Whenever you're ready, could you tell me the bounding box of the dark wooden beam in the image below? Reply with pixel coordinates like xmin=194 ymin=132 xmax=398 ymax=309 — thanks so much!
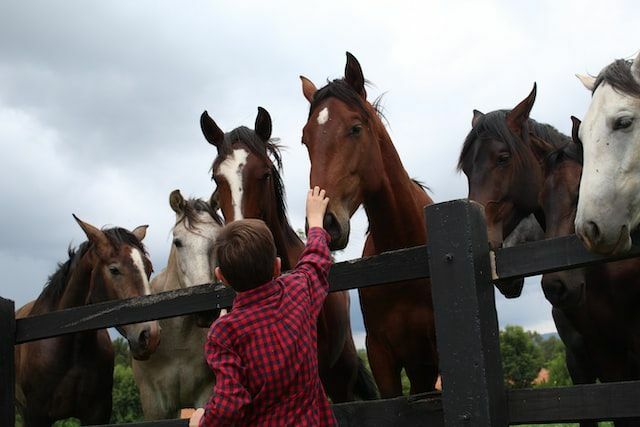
xmin=90 ymin=393 xmax=444 ymax=427
xmin=426 ymin=200 xmax=508 ymax=426
xmin=0 ymin=297 xmax=15 ymax=427
xmin=508 ymin=381 xmax=640 ymax=424
xmin=494 ymin=231 xmax=640 ymax=281
xmin=16 ymin=245 xmax=429 ymax=343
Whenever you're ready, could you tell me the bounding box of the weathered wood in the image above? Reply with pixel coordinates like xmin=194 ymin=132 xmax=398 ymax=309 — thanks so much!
xmin=0 ymin=297 xmax=15 ymax=427
xmin=426 ymin=200 xmax=507 ymax=426
xmin=16 ymin=284 xmax=235 ymax=344
xmin=16 ymin=245 xmax=429 ymax=343
xmin=328 ymin=244 xmax=429 ymax=292
xmin=508 ymin=381 xmax=640 ymax=424
xmin=495 ymin=230 xmax=640 ymax=281
xmin=91 ymin=393 xmax=444 ymax=427
xmin=333 ymin=392 xmax=443 ymax=426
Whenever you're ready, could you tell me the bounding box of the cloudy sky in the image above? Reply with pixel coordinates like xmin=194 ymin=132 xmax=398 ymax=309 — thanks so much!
xmin=1 ymin=0 xmax=638 ymax=348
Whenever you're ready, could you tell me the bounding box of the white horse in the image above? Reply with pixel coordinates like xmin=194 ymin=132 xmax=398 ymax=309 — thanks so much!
xmin=132 ymin=190 xmax=222 ymax=419
xmin=574 ymin=51 xmax=640 ymax=255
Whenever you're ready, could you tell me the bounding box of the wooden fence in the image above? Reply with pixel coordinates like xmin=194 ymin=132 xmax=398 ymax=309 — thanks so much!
xmin=3 ymin=199 xmax=640 ymax=426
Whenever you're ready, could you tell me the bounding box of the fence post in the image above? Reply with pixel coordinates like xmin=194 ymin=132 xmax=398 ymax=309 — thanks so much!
xmin=426 ymin=199 xmax=507 ymax=426
xmin=0 ymin=297 xmax=15 ymax=426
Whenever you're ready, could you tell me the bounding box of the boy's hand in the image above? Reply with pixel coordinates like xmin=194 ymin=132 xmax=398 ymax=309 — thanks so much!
xmin=306 ymin=186 xmax=330 ymax=229
xmin=189 ymin=408 xmax=204 ymax=426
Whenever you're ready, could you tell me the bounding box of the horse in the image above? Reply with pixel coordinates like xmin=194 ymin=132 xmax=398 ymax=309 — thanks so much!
xmin=200 ymin=106 xmax=377 ymax=402
xmin=15 ymin=216 xmax=160 ymax=426
xmin=540 ymin=129 xmax=640 ymax=426
xmin=458 ymin=83 xmax=572 ymax=298
xmin=574 ymin=51 xmax=640 ymax=255
xmin=132 ymin=190 xmax=222 ymax=419
xmin=299 ymin=52 xmax=436 ymax=398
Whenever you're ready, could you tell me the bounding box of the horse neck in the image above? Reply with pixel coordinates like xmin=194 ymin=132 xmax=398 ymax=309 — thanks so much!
xmin=56 ymin=251 xmax=96 ymax=310
xmin=262 ymin=203 xmax=304 ymax=270
xmin=363 ymin=128 xmax=429 ymax=251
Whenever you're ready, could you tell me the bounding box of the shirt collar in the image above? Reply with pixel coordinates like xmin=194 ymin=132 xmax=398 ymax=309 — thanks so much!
xmin=233 ymin=279 xmax=279 ymax=308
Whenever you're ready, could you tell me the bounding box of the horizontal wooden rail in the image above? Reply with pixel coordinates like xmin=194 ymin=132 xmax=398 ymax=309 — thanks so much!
xmin=89 ymin=380 xmax=640 ymax=426
xmin=16 ymin=245 xmax=429 ymax=343
xmin=494 ymin=230 xmax=640 ymax=281
xmin=89 ymin=393 xmax=444 ymax=427
xmin=508 ymin=380 xmax=640 ymax=424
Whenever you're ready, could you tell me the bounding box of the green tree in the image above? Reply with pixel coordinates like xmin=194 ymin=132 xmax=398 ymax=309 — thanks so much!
xmin=500 ymin=325 xmax=543 ymax=388
xmin=110 ymin=364 xmax=144 ymax=422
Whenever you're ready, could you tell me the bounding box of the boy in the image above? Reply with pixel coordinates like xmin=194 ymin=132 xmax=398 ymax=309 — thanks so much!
xmin=190 ymin=186 xmax=336 ymax=426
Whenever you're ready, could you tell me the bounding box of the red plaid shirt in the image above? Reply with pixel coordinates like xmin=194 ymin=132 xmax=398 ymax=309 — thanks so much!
xmin=200 ymin=227 xmax=337 ymax=426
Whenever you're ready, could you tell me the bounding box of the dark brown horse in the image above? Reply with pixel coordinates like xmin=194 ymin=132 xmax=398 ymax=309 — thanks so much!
xmin=200 ymin=106 xmax=377 ymax=402
xmin=299 ymin=53 xmax=436 ymax=397
xmin=541 ymin=128 xmax=640 ymax=426
xmin=15 ymin=216 xmax=161 ymax=426
xmin=458 ymin=83 xmax=571 ymax=298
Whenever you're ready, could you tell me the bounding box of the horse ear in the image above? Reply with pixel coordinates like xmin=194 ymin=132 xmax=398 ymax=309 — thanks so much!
xmin=169 ymin=189 xmax=185 ymax=214
xmin=472 ymin=109 xmax=484 ymax=127
xmin=255 ymin=107 xmax=272 ymax=142
xmin=571 ymin=116 xmax=582 ymax=145
xmin=631 ymin=51 xmax=640 ymax=85
xmin=300 ymin=76 xmax=317 ymax=103
xmin=344 ymin=52 xmax=367 ymax=98
xmin=506 ymin=83 xmax=537 ymax=135
xmin=73 ymin=214 xmax=111 ymax=257
xmin=131 ymin=225 xmax=148 ymax=242
xmin=200 ymin=111 xmax=225 ymax=148
xmin=576 ymin=74 xmax=596 ymax=91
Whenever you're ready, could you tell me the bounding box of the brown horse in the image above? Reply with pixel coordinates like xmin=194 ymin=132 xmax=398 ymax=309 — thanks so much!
xmin=299 ymin=53 xmax=436 ymax=397
xmin=200 ymin=106 xmax=377 ymax=402
xmin=15 ymin=216 xmax=161 ymax=426
xmin=540 ymin=128 xmax=640 ymax=426
xmin=458 ymin=83 xmax=571 ymax=298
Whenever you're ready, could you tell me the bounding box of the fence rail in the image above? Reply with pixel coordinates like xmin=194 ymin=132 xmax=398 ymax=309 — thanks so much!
xmin=5 ymin=199 xmax=640 ymax=426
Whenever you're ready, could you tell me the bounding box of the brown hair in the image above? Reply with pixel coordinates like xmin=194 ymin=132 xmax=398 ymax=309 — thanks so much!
xmin=215 ymin=219 xmax=277 ymax=292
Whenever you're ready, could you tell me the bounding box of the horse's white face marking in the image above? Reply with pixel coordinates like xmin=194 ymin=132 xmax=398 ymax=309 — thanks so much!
xmin=172 ymin=211 xmax=221 ymax=288
xmin=130 ymin=248 xmax=151 ymax=295
xmin=575 ymin=81 xmax=640 ymax=253
xmin=218 ymin=148 xmax=249 ymax=221
xmin=317 ymin=107 xmax=329 ymax=125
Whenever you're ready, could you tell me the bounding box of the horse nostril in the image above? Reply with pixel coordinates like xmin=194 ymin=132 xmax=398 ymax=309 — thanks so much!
xmin=586 ymin=221 xmax=600 ymax=241
xmin=139 ymin=329 xmax=150 ymax=350
xmin=323 ymin=214 xmax=334 ymax=229
xmin=542 ymin=277 xmax=568 ymax=305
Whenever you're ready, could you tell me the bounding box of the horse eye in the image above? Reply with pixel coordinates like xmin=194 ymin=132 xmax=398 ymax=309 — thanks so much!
xmin=350 ymin=125 xmax=362 ymax=136
xmin=109 ymin=266 xmax=121 ymax=275
xmin=497 ymin=152 xmax=511 ymax=166
xmin=613 ymin=117 xmax=633 ymax=131
xmin=173 ymin=239 xmax=183 ymax=248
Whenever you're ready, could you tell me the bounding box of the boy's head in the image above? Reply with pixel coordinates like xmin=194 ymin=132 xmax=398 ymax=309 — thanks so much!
xmin=214 ymin=219 xmax=280 ymax=292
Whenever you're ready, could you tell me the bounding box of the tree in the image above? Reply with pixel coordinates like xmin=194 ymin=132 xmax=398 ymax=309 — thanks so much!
xmin=500 ymin=325 xmax=544 ymax=388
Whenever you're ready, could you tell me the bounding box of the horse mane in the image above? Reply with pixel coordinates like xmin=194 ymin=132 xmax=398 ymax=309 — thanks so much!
xmin=310 ymin=79 xmax=385 ymax=122
xmin=457 ymin=110 xmax=571 ymax=174
xmin=38 ymin=227 xmax=149 ymax=309
xmin=211 ymin=126 xmax=299 ymax=245
xmin=175 ymin=197 xmax=223 ymax=230
xmin=593 ymin=58 xmax=640 ymax=97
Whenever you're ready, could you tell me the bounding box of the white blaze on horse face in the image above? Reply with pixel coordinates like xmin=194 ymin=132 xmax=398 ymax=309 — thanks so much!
xmin=173 ymin=211 xmax=220 ymax=288
xmin=317 ymin=107 xmax=329 ymax=125
xmin=218 ymin=148 xmax=249 ymax=221
xmin=575 ymin=82 xmax=640 ymax=252
xmin=130 ymin=248 xmax=151 ymax=295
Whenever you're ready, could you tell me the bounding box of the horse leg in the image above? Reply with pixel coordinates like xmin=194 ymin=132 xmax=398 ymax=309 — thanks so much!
xmin=404 ymin=358 xmax=438 ymax=395
xmin=366 ymin=334 xmax=402 ymax=398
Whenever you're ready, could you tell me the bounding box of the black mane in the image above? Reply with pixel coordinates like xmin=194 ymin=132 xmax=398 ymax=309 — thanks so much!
xmin=38 ymin=227 xmax=149 ymax=309
xmin=593 ymin=58 xmax=640 ymax=97
xmin=458 ymin=110 xmax=571 ymax=173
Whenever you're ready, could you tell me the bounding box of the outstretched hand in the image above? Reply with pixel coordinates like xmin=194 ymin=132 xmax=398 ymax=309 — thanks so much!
xmin=306 ymin=186 xmax=330 ymax=229
xmin=189 ymin=408 xmax=204 ymax=427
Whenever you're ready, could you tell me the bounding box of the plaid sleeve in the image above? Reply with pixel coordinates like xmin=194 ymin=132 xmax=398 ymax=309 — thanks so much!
xmin=200 ymin=335 xmax=250 ymax=426
xmin=291 ymin=227 xmax=332 ymax=315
